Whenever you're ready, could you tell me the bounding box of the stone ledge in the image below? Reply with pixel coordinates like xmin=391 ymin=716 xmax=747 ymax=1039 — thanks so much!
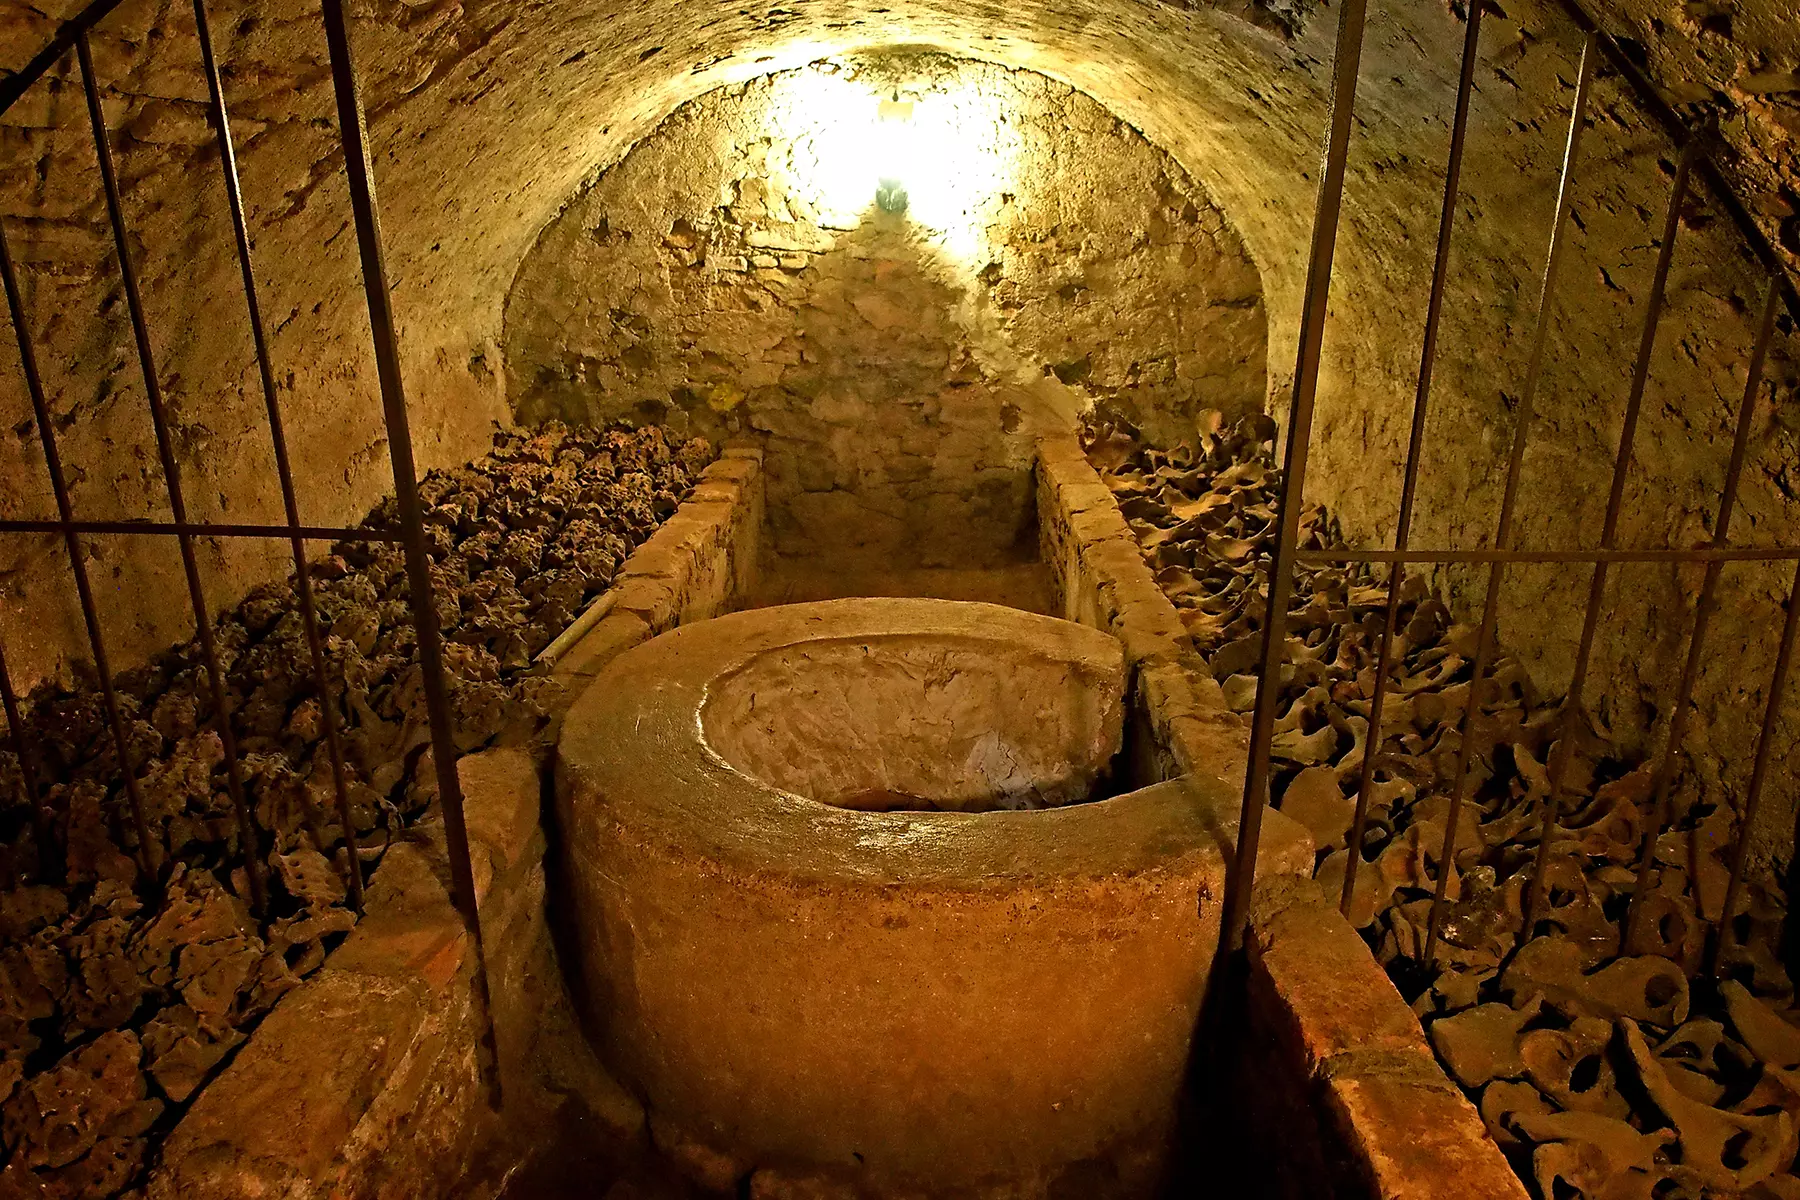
xmin=1040 ymin=432 xmax=1514 ymax=1200
xmin=1248 ymin=877 xmax=1431 ymax=1075
xmin=548 ymin=444 xmax=762 ymax=700
xmin=1324 ymin=1066 xmax=1530 ymax=1200
xmin=149 ymin=826 xmax=484 ymax=1200
xmin=1034 ymin=432 xmax=1249 ymax=791
xmin=1246 ymin=877 xmax=1529 ymax=1200
xmin=138 ymin=445 xmax=775 ymax=1200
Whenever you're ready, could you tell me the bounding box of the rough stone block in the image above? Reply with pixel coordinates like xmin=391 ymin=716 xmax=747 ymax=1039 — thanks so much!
xmin=1067 ymin=504 xmax=1131 ymax=551
xmin=1056 ymin=478 xmax=1118 ymax=517
xmin=615 ymin=531 xmax=692 ymax=583
xmin=1083 ymin=538 xmax=1154 ymax=592
xmin=1248 ymin=878 xmax=1432 ymax=1076
xmin=686 ymin=478 xmax=742 ymax=506
xmin=458 ymin=747 xmax=545 ymax=885
xmin=1032 ymin=434 xmax=1090 ymax=473
xmin=550 ymin=609 xmax=654 ymax=684
xmin=149 ymin=970 xmax=431 ymax=1199
xmin=607 ymin=576 xmax=682 ymax=634
xmin=1323 ymin=1061 xmax=1532 ymax=1200
xmin=1166 ymin=713 xmax=1251 ymax=787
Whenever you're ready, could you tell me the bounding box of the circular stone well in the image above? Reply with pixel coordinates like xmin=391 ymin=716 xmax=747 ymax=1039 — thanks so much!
xmin=555 ymin=598 xmax=1247 ymax=1197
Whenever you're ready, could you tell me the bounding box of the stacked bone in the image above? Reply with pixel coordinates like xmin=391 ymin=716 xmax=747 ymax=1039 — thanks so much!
xmin=1083 ymin=410 xmax=1800 ymax=1198
xmin=0 ymin=422 xmax=713 ymax=1200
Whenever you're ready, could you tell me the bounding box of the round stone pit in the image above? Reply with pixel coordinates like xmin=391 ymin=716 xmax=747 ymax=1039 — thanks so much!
xmin=555 ymin=598 xmax=1252 ymax=1197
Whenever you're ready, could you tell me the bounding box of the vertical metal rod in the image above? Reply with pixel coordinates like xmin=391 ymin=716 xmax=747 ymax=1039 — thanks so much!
xmin=193 ymin=0 xmax=363 ymax=909
xmin=1622 ymin=280 xmax=1782 ymax=949
xmin=1423 ymin=34 xmax=1598 ymax=964
xmin=1221 ymin=0 xmax=1370 ymax=951
xmin=319 ymin=0 xmax=498 ymax=1099
xmin=1343 ymin=0 xmax=1487 ymax=917
xmin=77 ymin=34 xmax=268 ymax=911
xmin=1710 ymin=556 xmax=1800 ymax=976
xmin=0 ymin=217 xmax=158 ymax=879
xmin=0 ymin=635 xmax=55 ymax=877
xmin=1518 ymin=131 xmax=1701 ymax=939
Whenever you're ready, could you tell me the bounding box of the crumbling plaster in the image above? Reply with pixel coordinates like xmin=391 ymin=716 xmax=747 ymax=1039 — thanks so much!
xmin=0 ymin=0 xmax=1796 ymax=856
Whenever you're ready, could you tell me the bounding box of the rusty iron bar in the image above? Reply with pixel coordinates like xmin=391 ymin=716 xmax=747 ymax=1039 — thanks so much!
xmin=1297 ymin=545 xmax=1800 ymax=565
xmin=1622 ymin=280 xmax=1783 ymax=951
xmin=0 ymin=218 xmax=158 ymax=879
xmin=78 ymin=33 xmax=269 ymax=912
xmin=0 ymin=0 xmax=128 ymax=116
xmin=0 ymin=635 xmax=55 ymax=877
xmin=1709 ymin=555 xmax=1800 ymax=976
xmin=1221 ymin=0 xmax=1370 ymax=952
xmin=193 ymin=0 xmax=364 ymax=910
xmin=319 ymin=0 xmax=499 ymax=1099
xmin=1517 ymin=130 xmax=1702 ymax=940
xmin=1341 ymin=0 xmax=1487 ymax=919
xmin=1546 ymin=0 xmax=1800 ymax=328
xmin=1422 ymin=33 xmax=1597 ymax=966
xmin=0 ymin=518 xmax=400 ymax=541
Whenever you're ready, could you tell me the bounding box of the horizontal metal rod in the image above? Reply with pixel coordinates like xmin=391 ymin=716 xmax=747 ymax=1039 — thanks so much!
xmin=1294 ymin=545 xmax=1800 ymax=565
xmin=0 ymin=518 xmax=402 ymax=542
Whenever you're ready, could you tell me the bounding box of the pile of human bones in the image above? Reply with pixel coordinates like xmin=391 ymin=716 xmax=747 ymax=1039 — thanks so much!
xmin=1084 ymin=411 xmax=1800 ymax=1199
xmin=0 ymin=422 xmax=712 ymax=1199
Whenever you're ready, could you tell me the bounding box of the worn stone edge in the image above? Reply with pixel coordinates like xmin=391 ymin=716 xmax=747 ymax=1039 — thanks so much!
xmin=1033 ymin=431 xmax=1249 ymax=789
xmin=145 ymin=447 xmax=766 ymax=1197
xmin=549 ymin=443 xmax=764 ymax=697
xmin=1248 ymin=877 xmax=1531 ymax=1200
xmin=1040 ymin=433 xmax=1520 ymax=1199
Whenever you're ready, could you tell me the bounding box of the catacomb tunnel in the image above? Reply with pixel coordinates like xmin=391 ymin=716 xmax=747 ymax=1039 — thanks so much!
xmin=0 ymin=0 xmax=1798 ymax=1194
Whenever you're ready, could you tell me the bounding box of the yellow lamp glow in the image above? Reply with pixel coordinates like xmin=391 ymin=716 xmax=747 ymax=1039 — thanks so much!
xmin=767 ymin=66 xmax=1015 ymax=262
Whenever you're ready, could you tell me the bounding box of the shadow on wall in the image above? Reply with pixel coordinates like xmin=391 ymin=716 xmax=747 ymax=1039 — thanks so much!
xmin=502 ymin=51 xmax=1268 ymax=570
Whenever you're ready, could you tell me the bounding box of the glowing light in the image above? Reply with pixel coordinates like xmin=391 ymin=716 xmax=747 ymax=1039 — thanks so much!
xmin=764 ymin=67 xmax=1016 ymax=261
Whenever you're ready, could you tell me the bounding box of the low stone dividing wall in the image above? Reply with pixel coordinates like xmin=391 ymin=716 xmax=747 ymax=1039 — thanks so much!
xmin=1034 ymin=432 xmax=1248 ymax=790
xmin=1034 ymin=432 xmax=1524 ymax=1200
xmin=1236 ymin=876 xmax=1532 ymax=1200
xmin=147 ymin=750 xmax=542 ymax=1200
xmin=144 ymin=447 xmax=765 ymax=1198
xmin=548 ymin=446 xmax=764 ymax=701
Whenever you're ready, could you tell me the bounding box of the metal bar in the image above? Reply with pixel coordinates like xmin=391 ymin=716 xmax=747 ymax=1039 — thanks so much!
xmin=0 ymin=634 xmax=55 ymax=878
xmin=1342 ymin=0 xmax=1486 ymax=919
xmin=1220 ymin=0 xmax=1370 ymax=952
xmin=15 ymin=529 xmax=1793 ymax=590
xmin=1623 ymin=280 xmax=1782 ymax=950
xmin=0 ymin=0 xmax=129 ymax=117
xmin=1423 ymin=33 xmax=1598 ymax=965
xmin=319 ymin=0 xmax=499 ymax=1099
xmin=1709 ymin=556 xmax=1800 ymax=975
xmin=0 ymin=518 xmax=401 ymax=541
xmin=1546 ymin=0 xmax=1800 ymax=328
xmin=0 ymin=217 xmax=157 ymax=878
xmin=1518 ymin=130 xmax=1701 ymax=939
xmin=79 ymin=33 xmax=268 ymax=912
xmin=194 ymin=0 xmax=363 ymax=910
xmin=1296 ymin=545 xmax=1800 ymax=565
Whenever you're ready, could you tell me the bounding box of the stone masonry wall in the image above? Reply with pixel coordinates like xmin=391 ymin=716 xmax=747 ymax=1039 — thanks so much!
xmin=503 ymin=54 xmax=1266 ymax=570
xmin=1 ymin=0 xmax=1796 ymax=862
